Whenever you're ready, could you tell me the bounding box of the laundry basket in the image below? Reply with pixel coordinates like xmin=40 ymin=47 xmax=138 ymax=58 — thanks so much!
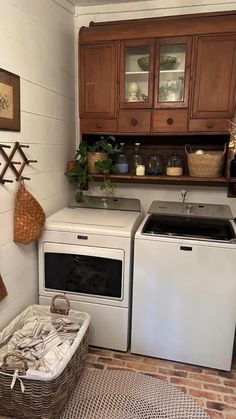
xmin=0 ymin=295 xmax=90 ymax=419
xmin=185 ymin=144 xmax=226 ymax=178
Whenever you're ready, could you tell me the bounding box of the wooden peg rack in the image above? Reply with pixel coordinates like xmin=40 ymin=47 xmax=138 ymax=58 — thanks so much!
xmin=0 ymin=142 xmax=37 ymax=184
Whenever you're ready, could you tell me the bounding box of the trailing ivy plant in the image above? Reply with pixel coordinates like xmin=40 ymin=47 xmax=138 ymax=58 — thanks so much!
xmin=67 ymin=142 xmax=92 ymax=202
xmin=93 ymin=136 xmax=119 ymax=194
xmin=95 ymin=155 xmax=119 ymax=193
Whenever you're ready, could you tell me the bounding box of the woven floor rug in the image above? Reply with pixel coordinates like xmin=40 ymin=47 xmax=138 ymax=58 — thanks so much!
xmin=60 ymin=368 xmax=210 ymax=419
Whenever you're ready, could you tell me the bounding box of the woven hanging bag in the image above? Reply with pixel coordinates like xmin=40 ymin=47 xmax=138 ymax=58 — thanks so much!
xmin=14 ymin=182 xmax=46 ymax=244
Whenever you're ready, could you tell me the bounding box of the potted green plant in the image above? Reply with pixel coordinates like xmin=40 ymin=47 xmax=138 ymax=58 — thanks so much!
xmin=67 ymin=136 xmax=119 ymax=202
xmin=87 ymin=136 xmax=117 ymax=174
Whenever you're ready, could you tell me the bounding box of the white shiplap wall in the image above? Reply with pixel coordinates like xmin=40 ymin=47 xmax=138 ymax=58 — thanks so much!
xmin=0 ymin=0 xmax=76 ymax=330
xmin=76 ymin=0 xmax=236 ymax=25
xmin=75 ymin=0 xmax=236 ymax=215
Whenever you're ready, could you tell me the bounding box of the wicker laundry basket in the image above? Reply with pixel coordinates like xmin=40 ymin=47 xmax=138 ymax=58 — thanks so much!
xmin=0 ymin=295 xmax=90 ymax=419
xmin=185 ymin=144 xmax=226 ymax=178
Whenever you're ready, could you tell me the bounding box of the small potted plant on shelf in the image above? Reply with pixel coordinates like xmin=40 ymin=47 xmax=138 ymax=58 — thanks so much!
xmin=67 ymin=136 xmax=119 ymax=202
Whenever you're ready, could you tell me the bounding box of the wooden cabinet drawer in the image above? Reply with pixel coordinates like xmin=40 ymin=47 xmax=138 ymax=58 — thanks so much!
xmin=152 ymin=110 xmax=188 ymax=133
xmin=118 ymin=111 xmax=151 ymax=133
xmin=80 ymin=118 xmax=117 ymax=133
xmin=189 ymin=118 xmax=229 ymax=132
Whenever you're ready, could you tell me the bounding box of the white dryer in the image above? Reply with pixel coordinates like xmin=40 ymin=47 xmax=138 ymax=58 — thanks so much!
xmin=39 ymin=196 xmax=143 ymax=351
xmin=131 ymin=200 xmax=236 ymax=371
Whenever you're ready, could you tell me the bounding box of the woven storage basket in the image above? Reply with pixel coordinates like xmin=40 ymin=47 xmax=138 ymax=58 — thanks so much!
xmin=14 ymin=182 xmax=46 ymax=244
xmin=0 ymin=295 xmax=90 ymax=419
xmin=185 ymin=144 xmax=226 ymax=178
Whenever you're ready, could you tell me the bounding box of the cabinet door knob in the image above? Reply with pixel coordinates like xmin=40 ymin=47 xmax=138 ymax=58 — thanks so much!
xmin=96 ymin=123 xmax=102 ymax=129
xmin=207 ymin=121 xmax=214 ymax=129
xmin=130 ymin=118 xmax=138 ymax=126
xmin=167 ymin=117 xmax=174 ymax=125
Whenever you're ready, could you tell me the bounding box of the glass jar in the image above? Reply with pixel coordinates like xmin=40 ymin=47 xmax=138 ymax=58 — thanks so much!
xmin=166 ymin=153 xmax=183 ymax=176
xmin=116 ymin=143 xmax=129 ymax=174
xmin=131 ymin=142 xmax=143 ymax=174
xmin=146 ymin=153 xmax=163 ymax=175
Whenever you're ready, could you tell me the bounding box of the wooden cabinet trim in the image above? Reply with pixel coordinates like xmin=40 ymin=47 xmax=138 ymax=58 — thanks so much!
xmin=80 ymin=13 xmax=236 ymax=44
xmin=87 ymin=11 xmax=236 ymax=28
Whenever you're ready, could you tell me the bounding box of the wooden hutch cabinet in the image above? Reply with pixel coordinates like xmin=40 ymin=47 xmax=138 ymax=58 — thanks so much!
xmin=79 ymin=12 xmax=236 ymax=136
xmin=78 ymin=12 xmax=236 ymax=195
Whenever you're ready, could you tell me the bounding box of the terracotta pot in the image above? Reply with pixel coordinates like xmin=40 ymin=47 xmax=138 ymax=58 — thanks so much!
xmin=87 ymin=152 xmax=107 ymax=174
xmin=67 ymin=160 xmax=77 ymax=171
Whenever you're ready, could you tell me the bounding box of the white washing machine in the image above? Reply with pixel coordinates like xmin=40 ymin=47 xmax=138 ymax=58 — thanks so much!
xmin=39 ymin=196 xmax=143 ymax=351
xmin=131 ymin=200 xmax=236 ymax=370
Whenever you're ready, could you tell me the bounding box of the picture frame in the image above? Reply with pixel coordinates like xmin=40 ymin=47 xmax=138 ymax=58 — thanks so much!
xmin=0 ymin=68 xmax=20 ymax=131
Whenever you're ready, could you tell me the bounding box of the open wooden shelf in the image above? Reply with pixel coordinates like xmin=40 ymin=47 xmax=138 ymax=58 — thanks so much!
xmin=66 ymin=170 xmax=236 ymax=196
xmin=92 ymin=174 xmax=229 ymax=187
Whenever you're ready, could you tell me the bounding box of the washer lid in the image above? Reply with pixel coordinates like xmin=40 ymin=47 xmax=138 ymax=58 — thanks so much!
xmin=142 ymin=214 xmax=236 ymax=242
xmin=148 ymin=201 xmax=233 ymax=220
xmin=44 ymin=207 xmax=142 ymax=237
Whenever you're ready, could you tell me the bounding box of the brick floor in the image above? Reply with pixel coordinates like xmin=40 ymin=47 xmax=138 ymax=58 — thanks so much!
xmin=86 ymin=347 xmax=236 ymax=419
xmin=1 ymin=348 xmax=236 ymax=418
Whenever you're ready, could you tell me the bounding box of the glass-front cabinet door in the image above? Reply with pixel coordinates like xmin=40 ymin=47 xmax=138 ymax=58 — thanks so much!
xmin=120 ymin=39 xmax=155 ymax=109
xmin=155 ymin=37 xmax=192 ymax=108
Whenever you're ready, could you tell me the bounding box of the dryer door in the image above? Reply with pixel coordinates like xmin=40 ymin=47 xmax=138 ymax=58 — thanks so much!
xmin=42 ymin=242 xmax=124 ymax=305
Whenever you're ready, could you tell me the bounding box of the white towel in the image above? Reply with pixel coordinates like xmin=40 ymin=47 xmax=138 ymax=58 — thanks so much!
xmin=0 ymin=315 xmax=80 ymax=373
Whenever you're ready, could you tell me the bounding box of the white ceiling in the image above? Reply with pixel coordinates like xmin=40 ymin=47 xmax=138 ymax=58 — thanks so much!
xmin=70 ymin=0 xmax=144 ymax=6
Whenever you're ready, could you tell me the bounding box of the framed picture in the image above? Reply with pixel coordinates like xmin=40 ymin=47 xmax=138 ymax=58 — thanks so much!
xmin=0 ymin=68 xmax=20 ymax=131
